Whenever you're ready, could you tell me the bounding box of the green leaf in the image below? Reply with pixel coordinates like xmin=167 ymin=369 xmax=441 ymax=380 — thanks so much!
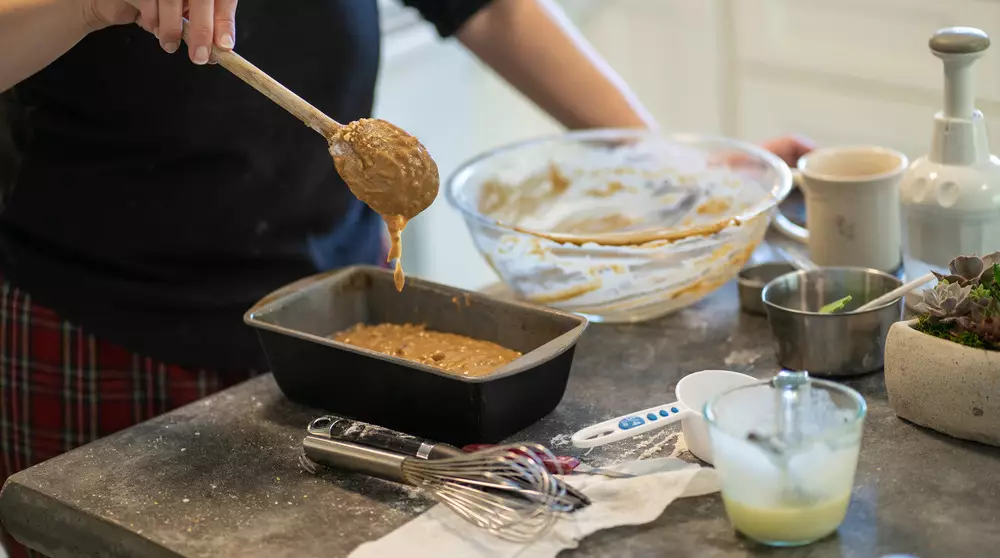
xmin=954 ymin=330 xmax=987 ymax=349
xmin=819 ymin=295 xmax=853 ymax=314
xmin=992 ymin=264 xmax=1000 ymax=302
xmin=915 ymin=315 xmax=951 ymax=337
xmin=915 ymin=315 xmax=990 ymax=349
xmin=971 ymin=285 xmax=990 ymax=301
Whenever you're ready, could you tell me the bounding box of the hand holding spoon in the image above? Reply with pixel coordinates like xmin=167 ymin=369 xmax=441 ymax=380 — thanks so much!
xmin=122 ymin=0 xmax=439 ymax=290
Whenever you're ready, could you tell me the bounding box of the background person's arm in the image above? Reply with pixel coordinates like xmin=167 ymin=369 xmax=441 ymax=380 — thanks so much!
xmin=455 ymin=0 xmax=657 ymax=130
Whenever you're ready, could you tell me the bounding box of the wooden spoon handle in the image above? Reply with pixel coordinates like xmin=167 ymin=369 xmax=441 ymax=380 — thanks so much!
xmin=210 ymin=47 xmax=341 ymax=137
xmin=122 ymin=1 xmax=341 ymax=138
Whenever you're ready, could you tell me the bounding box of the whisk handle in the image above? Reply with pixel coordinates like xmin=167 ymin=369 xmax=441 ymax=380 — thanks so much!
xmin=309 ymin=415 xmax=464 ymax=460
xmin=302 ymin=436 xmax=408 ymax=484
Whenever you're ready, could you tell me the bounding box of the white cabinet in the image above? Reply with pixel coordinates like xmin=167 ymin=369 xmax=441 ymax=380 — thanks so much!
xmin=581 ymin=0 xmax=726 ymax=135
xmin=737 ymin=77 xmax=1000 ymax=161
xmin=731 ymin=0 xmax=1000 ymax=102
xmin=730 ymin=0 xmax=1000 ymax=156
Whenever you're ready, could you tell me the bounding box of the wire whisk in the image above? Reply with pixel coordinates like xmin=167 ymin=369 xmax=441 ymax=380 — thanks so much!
xmin=302 ymin=436 xmax=580 ymax=542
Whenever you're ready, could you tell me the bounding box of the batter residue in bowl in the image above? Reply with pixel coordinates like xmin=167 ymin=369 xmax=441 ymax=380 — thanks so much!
xmin=331 ymin=323 xmax=521 ymax=377
xmin=477 ymin=161 xmax=746 ymax=247
xmin=329 ymin=119 xmax=439 ymax=292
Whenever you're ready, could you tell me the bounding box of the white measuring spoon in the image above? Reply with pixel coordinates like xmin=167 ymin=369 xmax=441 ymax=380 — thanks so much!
xmin=571 ymin=370 xmax=755 ymax=463
xmin=854 ymin=272 xmax=936 ymax=312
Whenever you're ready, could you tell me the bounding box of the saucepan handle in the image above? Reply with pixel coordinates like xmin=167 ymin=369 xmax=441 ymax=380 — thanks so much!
xmin=770 ymin=170 xmax=809 ymax=243
xmin=571 ymin=401 xmax=693 ymax=449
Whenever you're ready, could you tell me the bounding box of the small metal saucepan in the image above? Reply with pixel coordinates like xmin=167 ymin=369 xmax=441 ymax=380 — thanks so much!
xmin=762 ymin=267 xmax=904 ymax=377
xmin=738 ymin=262 xmax=799 ymax=315
xmin=738 ymin=245 xmax=817 ymax=315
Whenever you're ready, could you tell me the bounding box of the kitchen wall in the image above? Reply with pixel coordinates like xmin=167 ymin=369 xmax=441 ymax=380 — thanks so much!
xmin=374 ymin=0 xmax=1000 ymax=291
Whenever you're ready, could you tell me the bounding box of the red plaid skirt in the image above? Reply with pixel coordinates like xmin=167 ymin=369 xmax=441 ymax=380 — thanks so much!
xmin=0 ymin=280 xmax=257 ymax=558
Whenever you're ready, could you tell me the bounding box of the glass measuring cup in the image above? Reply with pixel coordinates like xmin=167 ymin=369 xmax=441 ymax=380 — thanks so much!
xmin=704 ymin=376 xmax=866 ymax=547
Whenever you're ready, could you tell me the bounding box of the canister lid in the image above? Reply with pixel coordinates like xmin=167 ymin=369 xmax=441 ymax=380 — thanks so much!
xmin=930 ymin=27 xmax=990 ymax=54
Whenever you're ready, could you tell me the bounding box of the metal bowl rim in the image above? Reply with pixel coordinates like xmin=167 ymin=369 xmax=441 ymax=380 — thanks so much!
xmin=760 ymin=266 xmax=904 ymax=316
xmin=737 ymin=261 xmax=801 ymax=288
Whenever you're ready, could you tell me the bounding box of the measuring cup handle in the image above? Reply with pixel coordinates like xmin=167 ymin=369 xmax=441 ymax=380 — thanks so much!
xmin=771 ymin=170 xmax=808 ymax=244
xmin=571 ymin=402 xmax=692 ymax=449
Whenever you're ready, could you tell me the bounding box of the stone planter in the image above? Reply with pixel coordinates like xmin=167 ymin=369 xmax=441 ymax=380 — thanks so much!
xmin=884 ymin=319 xmax=1000 ymax=446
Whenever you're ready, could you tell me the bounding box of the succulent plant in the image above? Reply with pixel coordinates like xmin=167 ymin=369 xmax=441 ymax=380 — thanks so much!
xmin=970 ymin=285 xmax=1000 ymax=320
xmin=915 ymin=281 xmax=972 ymax=320
xmin=956 ymin=316 xmax=1000 ymax=344
xmin=915 ymin=251 xmax=1000 ymax=350
xmin=932 ymin=251 xmax=1000 ymax=286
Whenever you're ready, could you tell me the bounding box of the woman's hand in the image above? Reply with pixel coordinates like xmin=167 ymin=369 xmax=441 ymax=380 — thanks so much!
xmin=82 ymin=0 xmax=238 ymax=65
xmin=760 ymin=135 xmax=816 ymax=167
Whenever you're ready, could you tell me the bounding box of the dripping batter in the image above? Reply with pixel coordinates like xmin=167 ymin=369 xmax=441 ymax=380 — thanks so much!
xmin=330 ymin=118 xmax=439 ymax=291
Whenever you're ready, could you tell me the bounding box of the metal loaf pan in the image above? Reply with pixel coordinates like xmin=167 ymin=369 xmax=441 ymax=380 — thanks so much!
xmin=244 ymin=266 xmax=588 ymax=446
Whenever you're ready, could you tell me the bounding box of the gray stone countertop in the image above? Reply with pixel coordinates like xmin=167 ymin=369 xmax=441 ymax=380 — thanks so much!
xmin=3 ymin=246 xmax=1000 ymax=558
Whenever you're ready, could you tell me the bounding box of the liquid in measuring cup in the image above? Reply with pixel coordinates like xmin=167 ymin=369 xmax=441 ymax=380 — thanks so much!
xmin=723 ymin=493 xmax=851 ymax=545
xmin=713 ymin=432 xmax=860 ymax=546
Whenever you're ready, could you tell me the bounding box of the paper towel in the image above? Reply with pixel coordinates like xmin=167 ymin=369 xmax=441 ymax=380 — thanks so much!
xmin=349 ymin=458 xmax=720 ymax=558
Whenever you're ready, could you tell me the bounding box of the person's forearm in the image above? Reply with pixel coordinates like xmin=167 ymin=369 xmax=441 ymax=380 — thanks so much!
xmin=0 ymin=0 xmax=92 ymax=92
xmin=456 ymin=0 xmax=657 ymax=130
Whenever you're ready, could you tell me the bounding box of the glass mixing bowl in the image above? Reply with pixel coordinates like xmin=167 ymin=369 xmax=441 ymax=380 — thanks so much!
xmin=444 ymin=129 xmax=794 ymax=322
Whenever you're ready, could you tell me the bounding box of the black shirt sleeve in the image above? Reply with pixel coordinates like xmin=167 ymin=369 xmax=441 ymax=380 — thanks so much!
xmin=401 ymin=0 xmax=495 ymax=37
